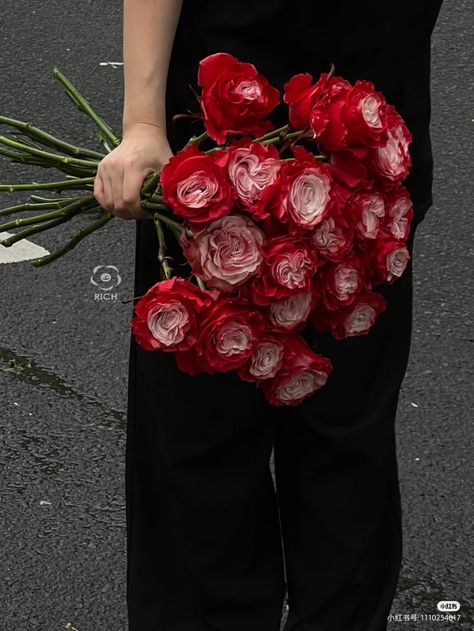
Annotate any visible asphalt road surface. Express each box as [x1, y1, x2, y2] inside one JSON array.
[[0, 1, 472, 630]]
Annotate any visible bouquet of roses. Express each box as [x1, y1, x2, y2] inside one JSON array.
[[0, 53, 414, 406]]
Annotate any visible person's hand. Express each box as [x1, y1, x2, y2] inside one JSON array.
[[93, 122, 173, 220]]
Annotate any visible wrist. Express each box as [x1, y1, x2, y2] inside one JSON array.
[[122, 120, 167, 139]]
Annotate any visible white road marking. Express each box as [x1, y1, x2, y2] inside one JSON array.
[[0, 232, 50, 263], [99, 61, 123, 68]]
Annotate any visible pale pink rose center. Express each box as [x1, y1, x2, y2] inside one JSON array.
[[313, 217, 345, 253], [276, 369, 328, 402], [361, 194, 385, 237], [345, 304, 376, 336], [233, 79, 262, 101], [334, 265, 359, 299], [289, 169, 331, 225], [215, 322, 253, 357], [274, 251, 314, 288], [249, 341, 284, 379], [177, 171, 218, 208], [269, 291, 312, 329], [386, 247, 409, 279], [389, 198, 411, 239], [361, 95, 382, 128], [147, 301, 190, 347], [228, 149, 280, 204]]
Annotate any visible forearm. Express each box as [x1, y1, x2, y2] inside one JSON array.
[[122, 0, 183, 137]]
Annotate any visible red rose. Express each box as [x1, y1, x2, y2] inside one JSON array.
[[251, 234, 318, 306], [197, 53, 280, 145], [285, 73, 389, 153], [181, 213, 265, 293], [275, 145, 334, 232], [238, 331, 287, 382], [329, 148, 372, 190], [368, 237, 411, 285], [175, 298, 266, 375], [131, 277, 216, 352], [348, 189, 386, 240], [227, 141, 282, 221], [283, 72, 337, 130], [261, 335, 332, 406], [309, 76, 353, 152], [315, 254, 368, 310], [310, 290, 386, 340], [382, 188, 414, 241], [343, 81, 389, 147], [160, 144, 235, 224], [369, 105, 412, 187]]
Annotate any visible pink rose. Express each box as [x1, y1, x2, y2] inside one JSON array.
[[382, 188, 414, 240], [370, 106, 412, 187], [369, 238, 411, 284], [261, 335, 332, 406], [268, 289, 316, 332], [310, 290, 386, 340], [238, 332, 286, 382], [316, 254, 368, 310], [227, 141, 281, 221], [348, 190, 386, 240], [182, 214, 265, 293], [276, 146, 333, 232]]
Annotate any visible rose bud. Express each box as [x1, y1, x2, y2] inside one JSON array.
[[131, 277, 216, 352], [251, 234, 319, 306], [238, 332, 286, 382], [268, 289, 317, 333], [197, 52, 280, 145], [181, 213, 265, 293], [369, 238, 411, 284], [175, 298, 266, 375], [261, 335, 332, 406], [369, 105, 412, 187], [283, 71, 350, 133], [227, 141, 282, 221], [382, 188, 414, 240], [316, 254, 368, 310], [348, 190, 386, 240], [310, 290, 386, 340], [160, 144, 235, 224], [275, 145, 334, 232]]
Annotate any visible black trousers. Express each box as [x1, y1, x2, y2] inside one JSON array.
[[125, 217, 418, 631]]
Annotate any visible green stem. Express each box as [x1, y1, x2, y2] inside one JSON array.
[[146, 208, 184, 234], [0, 176, 95, 192], [254, 124, 290, 142], [0, 115, 106, 160], [0, 198, 81, 217], [0, 135, 99, 169], [30, 209, 114, 267], [1, 214, 71, 247], [152, 214, 173, 280], [0, 196, 94, 232], [53, 67, 121, 148], [185, 131, 208, 147]]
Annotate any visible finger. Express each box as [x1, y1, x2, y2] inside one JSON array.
[[103, 170, 133, 220], [93, 172, 105, 208], [122, 169, 147, 219]]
